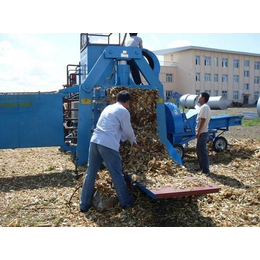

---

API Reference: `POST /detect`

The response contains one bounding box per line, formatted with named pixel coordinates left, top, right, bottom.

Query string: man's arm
left=196, top=118, right=206, bottom=139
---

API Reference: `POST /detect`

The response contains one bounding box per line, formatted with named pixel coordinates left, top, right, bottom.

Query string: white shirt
left=196, top=103, right=211, bottom=134
left=126, top=36, right=143, bottom=49
left=91, top=102, right=137, bottom=152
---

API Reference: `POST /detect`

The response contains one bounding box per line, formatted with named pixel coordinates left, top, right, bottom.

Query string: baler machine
left=0, top=33, right=220, bottom=199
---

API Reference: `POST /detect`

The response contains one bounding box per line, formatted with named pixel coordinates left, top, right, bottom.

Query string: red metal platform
left=126, top=175, right=220, bottom=200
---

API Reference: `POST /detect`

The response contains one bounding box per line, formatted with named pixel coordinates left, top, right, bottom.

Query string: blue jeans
left=80, top=143, right=132, bottom=211
left=196, top=132, right=210, bottom=173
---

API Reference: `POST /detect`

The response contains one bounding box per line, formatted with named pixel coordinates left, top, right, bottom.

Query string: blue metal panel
left=0, top=94, right=65, bottom=149
left=165, top=103, right=184, bottom=134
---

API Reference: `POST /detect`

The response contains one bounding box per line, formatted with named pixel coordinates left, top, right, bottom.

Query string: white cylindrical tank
left=257, top=97, right=260, bottom=117
left=180, top=94, right=189, bottom=107
left=180, top=94, right=198, bottom=109
left=208, top=96, right=228, bottom=110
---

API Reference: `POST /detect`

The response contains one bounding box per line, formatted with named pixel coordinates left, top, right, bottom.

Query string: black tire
left=173, top=144, right=185, bottom=159
left=212, top=137, right=228, bottom=152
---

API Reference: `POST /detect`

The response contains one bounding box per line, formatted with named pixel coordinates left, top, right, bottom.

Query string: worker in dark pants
left=80, top=91, right=143, bottom=213
left=196, top=92, right=211, bottom=174
left=125, top=33, right=143, bottom=85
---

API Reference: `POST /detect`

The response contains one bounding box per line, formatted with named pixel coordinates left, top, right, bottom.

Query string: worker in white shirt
left=80, top=90, right=143, bottom=212
left=125, top=33, right=143, bottom=85
left=196, top=92, right=211, bottom=174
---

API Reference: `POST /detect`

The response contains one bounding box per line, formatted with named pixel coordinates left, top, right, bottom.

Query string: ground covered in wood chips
left=1, top=136, right=259, bottom=227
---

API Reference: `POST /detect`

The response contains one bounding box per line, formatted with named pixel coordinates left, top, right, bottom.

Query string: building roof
left=153, top=46, right=260, bottom=57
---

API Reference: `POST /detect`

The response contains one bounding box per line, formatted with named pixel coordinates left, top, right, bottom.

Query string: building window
left=233, top=91, right=239, bottom=100
left=222, top=91, right=228, bottom=99
left=166, top=74, right=173, bottom=83
left=255, top=61, right=260, bottom=70
left=196, top=56, right=200, bottom=65
left=205, top=56, right=211, bottom=66
left=244, top=83, right=249, bottom=91
left=222, top=58, right=228, bottom=68
left=205, top=90, right=211, bottom=95
left=234, top=59, right=239, bottom=69
left=244, top=60, right=250, bottom=67
left=205, top=73, right=211, bottom=82
left=222, top=74, right=228, bottom=83
left=234, top=75, right=239, bottom=83
left=214, top=57, right=218, bottom=67
left=166, top=90, right=174, bottom=98
left=214, top=90, right=219, bottom=96
left=244, top=71, right=249, bottom=77
left=254, top=91, right=259, bottom=101
left=254, top=76, right=259, bottom=84
left=214, top=74, right=218, bottom=82
left=196, top=73, right=201, bottom=82
left=196, top=90, right=200, bottom=96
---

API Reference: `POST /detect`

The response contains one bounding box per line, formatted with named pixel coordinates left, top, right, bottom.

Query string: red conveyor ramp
left=125, top=175, right=220, bottom=200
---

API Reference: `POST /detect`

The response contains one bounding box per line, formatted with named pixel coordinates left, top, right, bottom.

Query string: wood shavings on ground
left=0, top=138, right=259, bottom=227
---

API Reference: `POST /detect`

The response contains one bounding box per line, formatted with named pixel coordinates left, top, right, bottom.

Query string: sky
left=1, top=33, right=260, bottom=92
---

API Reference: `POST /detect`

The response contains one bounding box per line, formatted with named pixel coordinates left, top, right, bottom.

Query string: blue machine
left=165, top=103, right=243, bottom=158
left=0, top=33, right=183, bottom=170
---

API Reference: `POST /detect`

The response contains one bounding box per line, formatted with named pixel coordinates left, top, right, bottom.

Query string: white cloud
left=168, top=40, right=192, bottom=48
left=0, top=36, right=67, bottom=92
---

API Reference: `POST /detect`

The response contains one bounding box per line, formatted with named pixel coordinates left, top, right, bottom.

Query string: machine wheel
left=173, top=144, right=185, bottom=159
left=212, top=137, right=228, bottom=152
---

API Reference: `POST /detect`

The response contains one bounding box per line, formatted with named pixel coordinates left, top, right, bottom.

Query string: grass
left=242, top=118, right=260, bottom=127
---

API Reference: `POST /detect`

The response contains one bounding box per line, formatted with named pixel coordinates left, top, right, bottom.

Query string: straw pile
left=106, top=87, right=201, bottom=190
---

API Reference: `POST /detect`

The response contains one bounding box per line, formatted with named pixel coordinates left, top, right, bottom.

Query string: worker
left=80, top=90, right=143, bottom=213
left=125, top=33, right=143, bottom=85
left=195, top=92, right=211, bottom=174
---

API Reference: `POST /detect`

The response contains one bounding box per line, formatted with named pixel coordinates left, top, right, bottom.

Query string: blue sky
left=1, top=33, right=260, bottom=92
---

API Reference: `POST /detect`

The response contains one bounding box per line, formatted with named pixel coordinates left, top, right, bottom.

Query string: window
left=196, top=90, right=200, bottom=96
left=234, top=59, right=239, bottom=69
left=214, top=90, right=219, bottom=96
left=254, top=76, right=259, bottom=84
left=222, top=58, right=228, bottom=68
left=233, top=91, right=239, bottom=100
left=254, top=91, right=259, bottom=101
left=222, top=74, right=228, bottom=83
left=244, top=60, right=250, bottom=67
left=196, top=73, right=201, bottom=82
left=196, top=56, right=200, bottom=65
left=244, top=71, right=249, bottom=77
left=205, top=73, right=211, bottom=82
left=222, top=91, right=228, bottom=99
left=244, top=84, right=249, bottom=91
left=214, top=57, right=218, bottom=67
left=214, top=74, right=218, bottom=82
left=205, top=90, right=211, bottom=95
left=205, top=56, right=211, bottom=66
left=255, top=61, right=260, bottom=70
left=234, top=75, right=239, bottom=83
left=166, top=74, right=173, bottom=82
left=166, top=90, right=173, bottom=98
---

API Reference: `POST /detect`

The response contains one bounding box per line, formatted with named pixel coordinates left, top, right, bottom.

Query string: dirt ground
left=0, top=107, right=259, bottom=227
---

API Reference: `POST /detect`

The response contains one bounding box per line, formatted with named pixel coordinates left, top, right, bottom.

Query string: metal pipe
left=208, top=96, right=228, bottom=110
left=180, top=94, right=198, bottom=109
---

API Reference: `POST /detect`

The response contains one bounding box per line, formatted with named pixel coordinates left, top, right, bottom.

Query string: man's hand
left=133, top=143, right=145, bottom=150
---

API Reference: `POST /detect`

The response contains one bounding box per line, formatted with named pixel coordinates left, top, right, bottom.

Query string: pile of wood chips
left=106, top=87, right=202, bottom=190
